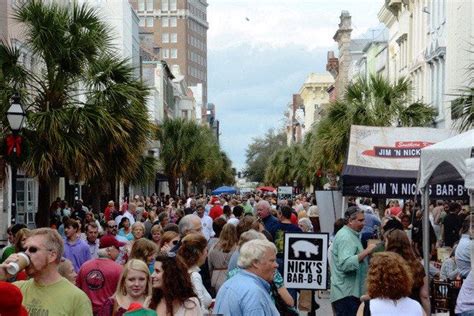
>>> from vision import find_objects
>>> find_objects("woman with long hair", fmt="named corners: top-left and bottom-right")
top-left (384, 229), bottom-right (430, 315)
top-left (177, 233), bottom-right (213, 313)
top-left (149, 253), bottom-right (201, 316)
top-left (208, 223), bottom-right (238, 292)
top-left (99, 259), bottom-right (152, 316)
top-left (356, 252), bottom-right (425, 315)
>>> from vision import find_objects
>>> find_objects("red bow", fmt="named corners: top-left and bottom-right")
top-left (6, 135), bottom-right (22, 157)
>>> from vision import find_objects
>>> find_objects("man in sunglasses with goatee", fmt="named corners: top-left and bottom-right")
top-left (0, 228), bottom-right (92, 315)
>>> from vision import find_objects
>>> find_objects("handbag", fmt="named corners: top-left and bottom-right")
top-left (270, 282), bottom-right (299, 316)
top-left (363, 299), bottom-right (370, 316)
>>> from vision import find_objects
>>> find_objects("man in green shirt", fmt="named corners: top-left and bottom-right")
top-left (0, 228), bottom-right (92, 316)
top-left (330, 206), bottom-right (377, 316)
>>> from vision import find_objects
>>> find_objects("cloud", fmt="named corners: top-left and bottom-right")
top-left (207, 1), bottom-right (384, 171)
top-left (208, 0), bottom-right (383, 51)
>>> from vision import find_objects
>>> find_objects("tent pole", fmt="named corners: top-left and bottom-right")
top-left (422, 189), bottom-right (430, 275)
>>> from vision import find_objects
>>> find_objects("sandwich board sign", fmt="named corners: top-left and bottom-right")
top-left (283, 232), bottom-right (329, 290)
top-left (278, 186), bottom-right (293, 202)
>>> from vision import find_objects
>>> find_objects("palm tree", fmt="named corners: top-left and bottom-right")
top-left (264, 143), bottom-right (312, 189)
top-left (450, 49), bottom-right (474, 131)
top-left (0, 1), bottom-right (153, 227)
top-left (308, 74), bottom-right (437, 174)
top-left (157, 118), bottom-right (233, 196)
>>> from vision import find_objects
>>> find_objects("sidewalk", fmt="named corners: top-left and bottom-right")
top-left (299, 291), bottom-right (333, 315)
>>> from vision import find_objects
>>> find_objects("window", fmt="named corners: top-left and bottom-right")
top-left (138, 0), bottom-right (145, 11)
top-left (146, 17), bottom-right (154, 27)
top-left (170, 0), bottom-right (177, 11)
top-left (170, 17), bottom-right (177, 27)
top-left (170, 33), bottom-right (177, 43)
top-left (139, 17), bottom-right (145, 27)
top-left (161, 0), bottom-right (168, 11)
top-left (162, 17), bottom-right (169, 27)
top-left (162, 49), bottom-right (169, 59)
top-left (146, 0), bottom-right (153, 11)
top-left (162, 33), bottom-right (169, 43)
top-left (170, 48), bottom-right (177, 59)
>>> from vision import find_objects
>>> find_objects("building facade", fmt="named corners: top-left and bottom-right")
top-left (130, 0), bottom-right (209, 120)
top-left (377, 0), bottom-right (473, 128)
top-left (444, 1), bottom-right (473, 129)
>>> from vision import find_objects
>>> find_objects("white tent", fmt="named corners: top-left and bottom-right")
top-left (417, 129), bottom-right (474, 276)
top-left (418, 129), bottom-right (474, 189)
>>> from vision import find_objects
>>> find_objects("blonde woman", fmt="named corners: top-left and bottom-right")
top-left (98, 259), bottom-right (152, 316)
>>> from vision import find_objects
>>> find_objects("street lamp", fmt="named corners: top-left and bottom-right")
top-left (6, 93), bottom-right (26, 224)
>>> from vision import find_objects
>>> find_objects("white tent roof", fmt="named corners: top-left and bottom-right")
top-left (418, 129), bottom-right (474, 189)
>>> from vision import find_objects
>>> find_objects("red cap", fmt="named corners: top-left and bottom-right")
top-left (127, 302), bottom-right (143, 311)
top-left (0, 281), bottom-right (28, 316)
top-left (100, 235), bottom-right (126, 249)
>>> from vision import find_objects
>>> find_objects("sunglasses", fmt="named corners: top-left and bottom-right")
top-left (24, 246), bottom-right (52, 254)
top-left (171, 240), bottom-right (179, 245)
top-left (108, 225), bottom-right (118, 228)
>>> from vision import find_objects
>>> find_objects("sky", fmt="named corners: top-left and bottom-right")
top-left (207, 0), bottom-right (384, 172)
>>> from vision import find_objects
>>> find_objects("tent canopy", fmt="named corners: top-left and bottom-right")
top-left (418, 129), bottom-right (474, 189)
top-left (342, 125), bottom-right (459, 198)
top-left (212, 186), bottom-right (237, 195)
top-left (256, 186), bottom-right (276, 192)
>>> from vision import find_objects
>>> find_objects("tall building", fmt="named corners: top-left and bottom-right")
top-left (130, 0), bottom-right (209, 117)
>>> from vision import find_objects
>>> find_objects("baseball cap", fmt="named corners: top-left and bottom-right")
top-left (100, 235), bottom-right (126, 249)
top-left (0, 281), bottom-right (28, 316)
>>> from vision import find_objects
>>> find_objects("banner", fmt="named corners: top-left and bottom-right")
top-left (283, 232), bottom-right (329, 290)
top-left (343, 178), bottom-right (469, 199)
top-left (347, 125), bottom-right (456, 171)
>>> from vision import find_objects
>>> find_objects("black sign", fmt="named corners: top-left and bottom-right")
top-left (284, 233), bottom-right (329, 290)
top-left (343, 178), bottom-right (468, 199)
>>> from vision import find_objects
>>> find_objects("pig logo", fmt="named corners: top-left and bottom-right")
top-left (291, 240), bottom-right (319, 258)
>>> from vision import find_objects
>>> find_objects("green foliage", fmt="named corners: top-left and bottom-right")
top-left (157, 118), bottom-right (233, 196)
top-left (309, 74), bottom-right (436, 173)
top-left (264, 143), bottom-right (312, 188)
top-left (451, 48), bottom-right (474, 132)
top-left (244, 128), bottom-right (286, 182)
top-left (0, 1), bottom-right (154, 226)
top-left (451, 92), bottom-right (474, 131)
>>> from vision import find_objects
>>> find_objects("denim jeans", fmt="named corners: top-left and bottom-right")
top-left (332, 296), bottom-right (360, 316)
top-left (457, 311), bottom-right (474, 316)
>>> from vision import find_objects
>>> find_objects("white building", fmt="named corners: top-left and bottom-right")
top-left (80, 0), bottom-right (140, 74)
top-left (378, 0), bottom-right (473, 129)
top-left (285, 73), bottom-right (333, 145)
top-left (171, 65), bottom-right (197, 121)
top-left (444, 1), bottom-right (473, 128)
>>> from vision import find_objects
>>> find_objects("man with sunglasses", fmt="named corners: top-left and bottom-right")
top-left (0, 228), bottom-right (92, 315)
top-left (105, 220), bottom-right (128, 243)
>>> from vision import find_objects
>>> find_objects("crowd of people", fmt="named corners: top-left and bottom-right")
top-left (330, 198), bottom-right (473, 316)
top-left (0, 193), bottom-right (472, 316)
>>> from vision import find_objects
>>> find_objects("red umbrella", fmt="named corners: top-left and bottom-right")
top-left (256, 186), bottom-right (276, 192)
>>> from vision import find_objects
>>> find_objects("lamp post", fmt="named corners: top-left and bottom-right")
top-left (6, 93), bottom-right (26, 224)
